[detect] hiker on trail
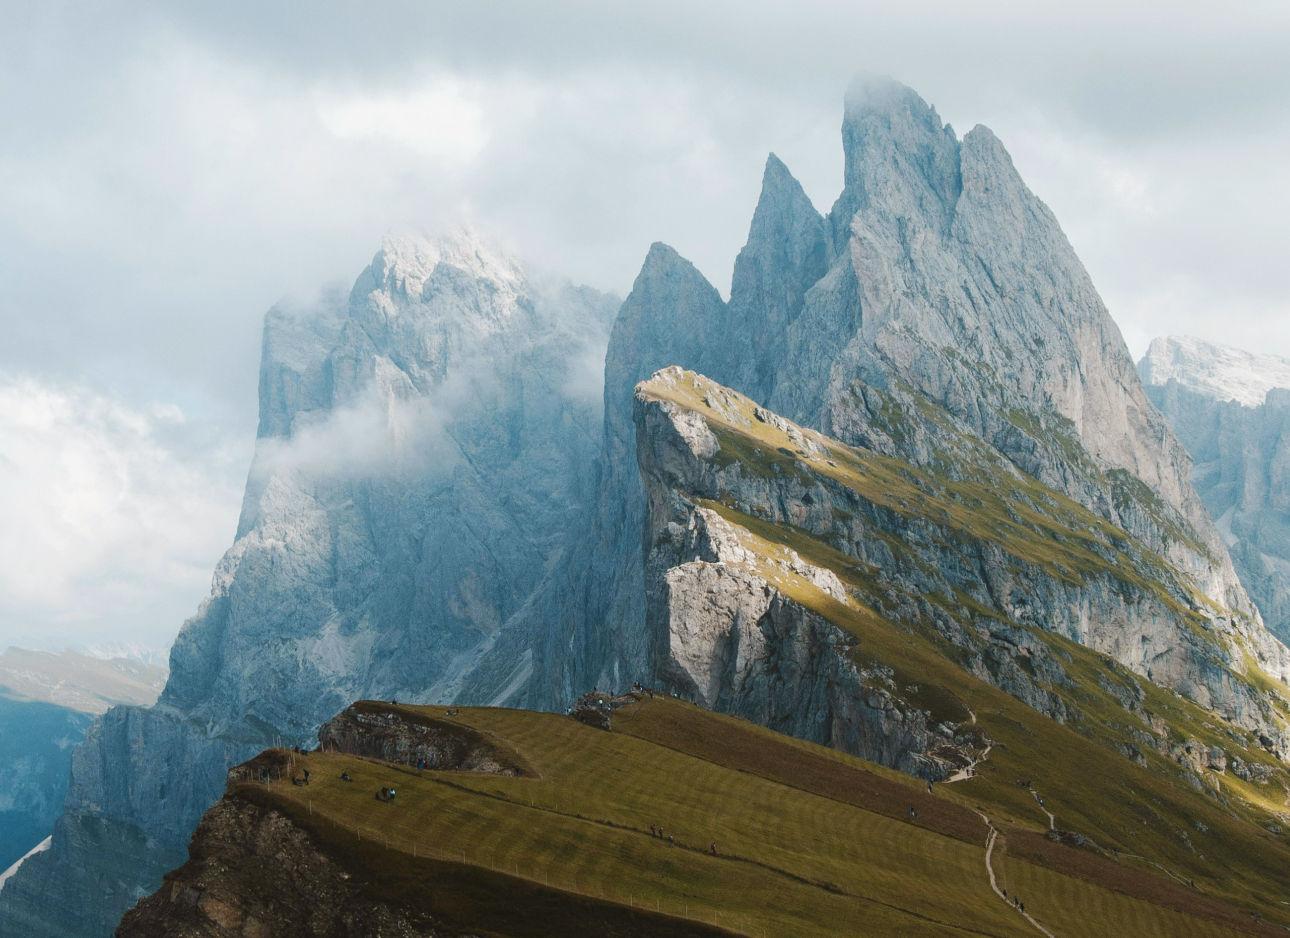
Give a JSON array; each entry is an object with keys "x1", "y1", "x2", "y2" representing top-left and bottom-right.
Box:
[
  {"x1": 927, "y1": 781, "x2": 933, "y2": 794},
  {"x1": 1002, "y1": 890, "x2": 1007, "y2": 898},
  {"x1": 669, "y1": 834, "x2": 674, "y2": 846},
  {"x1": 711, "y1": 843, "x2": 718, "y2": 857},
  {"x1": 341, "y1": 771, "x2": 352, "y2": 782},
  {"x1": 303, "y1": 769, "x2": 310, "y2": 784},
  {"x1": 1020, "y1": 902, "x2": 1025, "y2": 913},
  {"x1": 390, "y1": 789, "x2": 396, "y2": 800},
  {"x1": 650, "y1": 825, "x2": 656, "y2": 836}
]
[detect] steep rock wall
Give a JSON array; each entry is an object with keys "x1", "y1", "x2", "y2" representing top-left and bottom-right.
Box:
[
  {"x1": 1142, "y1": 338, "x2": 1290, "y2": 647},
  {"x1": 635, "y1": 370, "x2": 1290, "y2": 771}
]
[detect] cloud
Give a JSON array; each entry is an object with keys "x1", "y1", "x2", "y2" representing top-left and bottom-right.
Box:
[
  {"x1": 2, "y1": 0, "x2": 1290, "y2": 648},
  {"x1": 0, "y1": 375, "x2": 245, "y2": 651},
  {"x1": 316, "y1": 78, "x2": 489, "y2": 163},
  {"x1": 252, "y1": 383, "x2": 460, "y2": 482}
]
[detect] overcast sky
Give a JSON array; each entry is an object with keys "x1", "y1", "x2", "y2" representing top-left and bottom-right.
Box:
[{"x1": 2, "y1": 0, "x2": 1288, "y2": 654}]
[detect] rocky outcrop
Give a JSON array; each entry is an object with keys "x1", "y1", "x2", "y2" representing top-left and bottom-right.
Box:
[
  {"x1": 315, "y1": 702, "x2": 532, "y2": 775},
  {"x1": 634, "y1": 369, "x2": 1290, "y2": 775},
  {"x1": 113, "y1": 797, "x2": 455, "y2": 938},
  {"x1": 1141, "y1": 337, "x2": 1290, "y2": 648}
]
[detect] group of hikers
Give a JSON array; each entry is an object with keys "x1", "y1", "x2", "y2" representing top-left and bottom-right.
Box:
[
  {"x1": 649, "y1": 824, "x2": 675, "y2": 846},
  {"x1": 647, "y1": 823, "x2": 719, "y2": 858},
  {"x1": 375, "y1": 786, "x2": 398, "y2": 803},
  {"x1": 1001, "y1": 889, "x2": 1025, "y2": 913},
  {"x1": 907, "y1": 806, "x2": 921, "y2": 820}
]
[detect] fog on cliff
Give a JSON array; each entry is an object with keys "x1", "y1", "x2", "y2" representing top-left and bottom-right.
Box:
[{"x1": 1, "y1": 0, "x2": 1288, "y2": 650}]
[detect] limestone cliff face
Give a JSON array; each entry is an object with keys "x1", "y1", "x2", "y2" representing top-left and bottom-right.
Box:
[
  {"x1": 1141, "y1": 336, "x2": 1290, "y2": 648},
  {"x1": 469, "y1": 81, "x2": 1273, "y2": 718},
  {"x1": 165, "y1": 229, "x2": 616, "y2": 731},
  {"x1": 0, "y1": 230, "x2": 617, "y2": 937},
  {"x1": 452, "y1": 244, "x2": 730, "y2": 707},
  {"x1": 634, "y1": 369, "x2": 1290, "y2": 776},
  {"x1": 768, "y1": 82, "x2": 1244, "y2": 622}
]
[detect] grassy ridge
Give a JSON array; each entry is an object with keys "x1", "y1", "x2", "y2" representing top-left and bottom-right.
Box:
[
  {"x1": 631, "y1": 372, "x2": 1290, "y2": 927},
  {"x1": 244, "y1": 699, "x2": 1278, "y2": 938},
  {"x1": 688, "y1": 498, "x2": 1290, "y2": 927}
]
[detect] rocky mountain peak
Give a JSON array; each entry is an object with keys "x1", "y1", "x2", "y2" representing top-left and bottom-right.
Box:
[
  {"x1": 369, "y1": 226, "x2": 523, "y2": 304},
  {"x1": 1139, "y1": 335, "x2": 1290, "y2": 408},
  {"x1": 834, "y1": 79, "x2": 962, "y2": 240},
  {"x1": 720, "y1": 154, "x2": 832, "y2": 404}
]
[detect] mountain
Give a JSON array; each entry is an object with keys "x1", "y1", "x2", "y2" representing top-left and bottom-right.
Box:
[
  {"x1": 0, "y1": 698, "x2": 94, "y2": 881},
  {"x1": 1140, "y1": 335, "x2": 1290, "y2": 648},
  {"x1": 457, "y1": 80, "x2": 1282, "y2": 717},
  {"x1": 0, "y1": 648, "x2": 167, "y2": 715},
  {"x1": 637, "y1": 369, "x2": 1289, "y2": 769},
  {"x1": 8, "y1": 81, "x2": 1290, "y2": 936},
  {"x1": 121, "y1": 686, "x2": 1290, "y2": 936},
  {"x1": 0, "y1": 229, "x2": 618, "y2": 937},
  {"x1": 1140, "y1": 335, "x2": 1290, "y2": 409},
  {"x1": 0, "y1": 650, "x2": 165, "y2": 891}
]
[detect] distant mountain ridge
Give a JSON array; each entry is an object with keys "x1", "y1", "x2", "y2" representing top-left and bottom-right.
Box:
[
  {"x1": 0, "y1": 647, "x2": 166, "y2": 715},
  {"x1": 1140, "y1": 335, "x2": 1290, "y2": 649},
  {"x1": 1140, "y1": 335, "x2": 1290, "y2": 409}
]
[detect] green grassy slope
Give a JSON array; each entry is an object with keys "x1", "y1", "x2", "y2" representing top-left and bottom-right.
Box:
[
  {"x1": 241, "y1": 699, "x2": 1282, "y2": 938},
  {"x1": 630, "y1": 372, "x2": 1290, "y2": 931}
]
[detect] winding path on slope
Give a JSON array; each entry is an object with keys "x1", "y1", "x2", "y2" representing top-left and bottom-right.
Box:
[
  {"x1": 1029, "y1": 788, "x2": 1056, "y2": 830},
  {"x1": 976, "y1": 811, "x2": 1058, "y2": 938}
]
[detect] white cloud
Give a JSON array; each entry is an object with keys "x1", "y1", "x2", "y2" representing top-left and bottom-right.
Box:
[
  {"x1": 253, "y1": 384, "x2": 458, "y2": 482},
  {"x1": 316, "y1": 79, "x2": 489, "y2": 163},
  {"x1": 0, "y1": 375, "x2": 244, "y2": 651}
]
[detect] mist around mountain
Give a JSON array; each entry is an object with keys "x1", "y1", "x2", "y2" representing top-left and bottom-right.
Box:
[
  {"x1": 1140, "y1": 335, "x2": 1290, "y2": 649},
  {"x1": 5, "y1": 81, "x2": 1290, "y2": 935}
]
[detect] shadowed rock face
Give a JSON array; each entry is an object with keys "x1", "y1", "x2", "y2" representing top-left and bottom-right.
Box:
[{"x1": 1141, "y1": 336, "x2": 1290, "y2": 648}]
